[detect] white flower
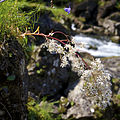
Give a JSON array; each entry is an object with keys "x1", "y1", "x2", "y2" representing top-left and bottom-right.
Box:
[
  {"x1": 60, "y1": 55, "x2": 68, "y2": 68},
  {"x1": 90, "y1": 108, "x2": 95, "y2": 113}
]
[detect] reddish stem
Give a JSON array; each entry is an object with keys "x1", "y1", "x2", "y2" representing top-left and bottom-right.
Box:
[
  {"x1": 75, "y1": 52, "x2": 91, "y2": 69},
  {"x1": 47, "y1": 35, "x2": 66, "y2": 45},
  {"x1": 21, "y1": 31, "x2": 91, "y2": 69},
  {"x1": 52, "y1": 31, "x2": 69, "y2": 41}
]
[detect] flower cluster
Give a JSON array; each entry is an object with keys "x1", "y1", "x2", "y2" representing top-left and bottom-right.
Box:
[
  {"x1": 42, "y1": 39, "x2": 85, "y2": 72},
  {"x1": 81, "y1": 58, "x2": 112, "y2": 108},
  {"x1": 42, "y1": 37, "x2": 112, "y2": 110}
]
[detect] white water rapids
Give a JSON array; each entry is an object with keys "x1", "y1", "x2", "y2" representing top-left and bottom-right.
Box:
[{"x1": 73, "y1": 34, "x2": 120, "y2": 57}]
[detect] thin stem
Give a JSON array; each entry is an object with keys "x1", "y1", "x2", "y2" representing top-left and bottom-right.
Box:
[
  {"x1": 47, "y1": 35, "x2": 66, "y2": 45},
  {"x1": 51, "y1": 0, "x2": 53, "y2": 8},
  {"x1": 0, "y1": 102, "x2": 12, "y2": 120},
  {"x1": 52, "y1": 31, "x2": 70, "y2": 42},
  {"x1": 75, "y1": 52, "x2": 91, "y2": 69},
  {"x1": 20, "y1": 29, "x2": 91, "y2": 69}
]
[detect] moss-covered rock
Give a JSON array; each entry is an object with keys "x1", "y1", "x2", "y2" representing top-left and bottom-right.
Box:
[{"x1": 110, "y1": 36, "x2": 120, "y2": 44}]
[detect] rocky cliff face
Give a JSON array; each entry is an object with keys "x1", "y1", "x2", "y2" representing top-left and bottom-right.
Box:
[{"x1": 0, "y1": 39, "x2": 28, "y2": 120}]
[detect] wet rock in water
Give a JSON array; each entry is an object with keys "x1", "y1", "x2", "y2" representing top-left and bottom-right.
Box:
[
  {"x1": 0, "y1": 39, "x2": 28, "y2": 120},
  {"x1": 81, "y1": 27, "x2": 95, "y2": 34},
  {"x1": 88, "y1": 45, "x2": 98, "y2": 50},
  {"x1": 110, "y1": 36, "x2": 120, "y2": 44}
]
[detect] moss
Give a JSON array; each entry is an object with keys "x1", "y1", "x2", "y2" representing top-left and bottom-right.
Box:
[
  {"x1": 113, "y1": 94, "x2": 120, "y2": 107},
  {"x1": 112, "y1": 78, "x2": 119, "y2": 84},
  {"x1": 98, "y1": 1, "x2": 106, "y2": 7},
  {"x1": 94, "y1": 110, "x2": 103, "y2": 118},
  {"x1": 36, "y1": 68, "x2": 45, "y2": 75},
  {"x1": 116, "y1": 94, "x2": 120, "y2": 100},
  {"x1": 36, "y1": 4, "x2": 74, "y2": 23},
  {"x1": 116, "y1": 2, "x2": 120, "y2": 10},
  {"x1": 100, "y1": 56, "x2": 119, "y2": 61},
  {"x1": 78, "y1": 16, "x2": 86, "y2": 23},
  {"x1": 110, "y1": 36, "x2": 120, "y2": 44},
  {"x1": 27, "y1": 97, "x2": 62, "y2": 120}
]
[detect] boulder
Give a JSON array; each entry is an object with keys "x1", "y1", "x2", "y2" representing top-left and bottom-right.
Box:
[
  {"x1": 98, "y1": 18, "x2": 120, "y2": 36},
  {"x1": 73, "y1": 0, "x2": 98, "y2": 24},
  {"x1": 76, "y1": 24, "x2": 104, "y2": 35},
  {"x1": 97, "y1": 0, "x2": 117, "y2": 20},
  {"x1": 101, "y1": 56, "x2": 120, "y2": 95},
  {"x1": 62, "y1": 79, "x2": 94, "y2": 119},
  {"x1": 0, "y1": 39, "x2": 28, "y2": 120},
  {"x1": 27, "y1": 45, "x2": 70, "y2": 98},
  {"x1": 101, "y1": 12, "x2": 120, "y2": 36},
  {"x1": 101, "y1": 56, "x2": 120, "y2": 79},
  {"x1": 101, "y1": 56, "x2": 120, "y2": 119},
  {"x1": 108, "y1": 12, "x2": 120, "y2": 22},
  {"x1": 110, "y1": 35, "x2": 120, "y2": 44}
]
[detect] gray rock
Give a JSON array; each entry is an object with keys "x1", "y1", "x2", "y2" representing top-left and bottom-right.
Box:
[
  {"x1": 73, "y1": 0, "x2": 98, "y2": 23},
  {"x1": 28, "y1": 45, "x2": 69, "y2": 97},
  {"x1": 98, "y1": 18, "x2": 120, "y2": 36},
  {"x1": 97, "y1": 0, "x2": 116, "y2": 20},
  {"x1": 110, "y1": 36, "x2": 120, "y2": 43},
  {"x1": 62, "y1": 79, "x2": 93, "y2": 119},
  {"x1": 101, "y1": 57, "x2": 120, "y2": 78},
  {"x1": 108, "y1": 12, "x2": 120, "y2": 22}
]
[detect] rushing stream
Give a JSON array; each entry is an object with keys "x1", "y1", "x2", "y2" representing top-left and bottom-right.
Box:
[{"x1": 73, "y1": 34, "x2": 120, "y2": 57}]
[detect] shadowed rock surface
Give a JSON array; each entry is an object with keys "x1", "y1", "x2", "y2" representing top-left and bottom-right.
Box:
[{"x1": 0, "y1": 39, "x2": 28, "y2": 120}]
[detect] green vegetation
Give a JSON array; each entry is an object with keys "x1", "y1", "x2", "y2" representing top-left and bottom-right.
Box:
[
  {"x1": 0, "y1": 0, "x2": 28, "y2": 39},
  {"x1": 27, "y1": 97, "x2": 61, "y2": 120},
  {"x1": 116, "y1": 1, "x2": 120, "y2": 10},
  {"x1": 78, "y1": 16, "x2": 86, "y2": 22},
  {"x1": 98, "y1": 0, "x2": 106, "y2": 7}
]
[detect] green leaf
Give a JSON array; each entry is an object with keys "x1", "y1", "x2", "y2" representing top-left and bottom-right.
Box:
[
  {"x1": 70, "y1": 101, "x2": 74, "y2": 106},
  {"x1": 9, "y1": 53, "x2": 12, "y2": 57},
  {"x1": 36, "y1": 70, "x2": 40, "y2": 74},
  {"x1": 36, "y1": 62, "x2": 40, "y2": 67},
  {"x1": 24, "y1": 36, "x2": 28, "y2": 45},
  {"x1": 7, "y1": 75, "x2": 16, "y2": 81}
]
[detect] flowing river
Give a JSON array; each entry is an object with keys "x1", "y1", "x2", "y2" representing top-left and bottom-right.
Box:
[{"x1": 73, "y1": 34, "x2": 120, "y2": 57}]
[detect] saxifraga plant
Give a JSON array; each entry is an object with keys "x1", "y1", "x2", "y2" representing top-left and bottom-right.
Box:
[{"x1": 21, "y1": 25, "x2": 112, "y2": 112}]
